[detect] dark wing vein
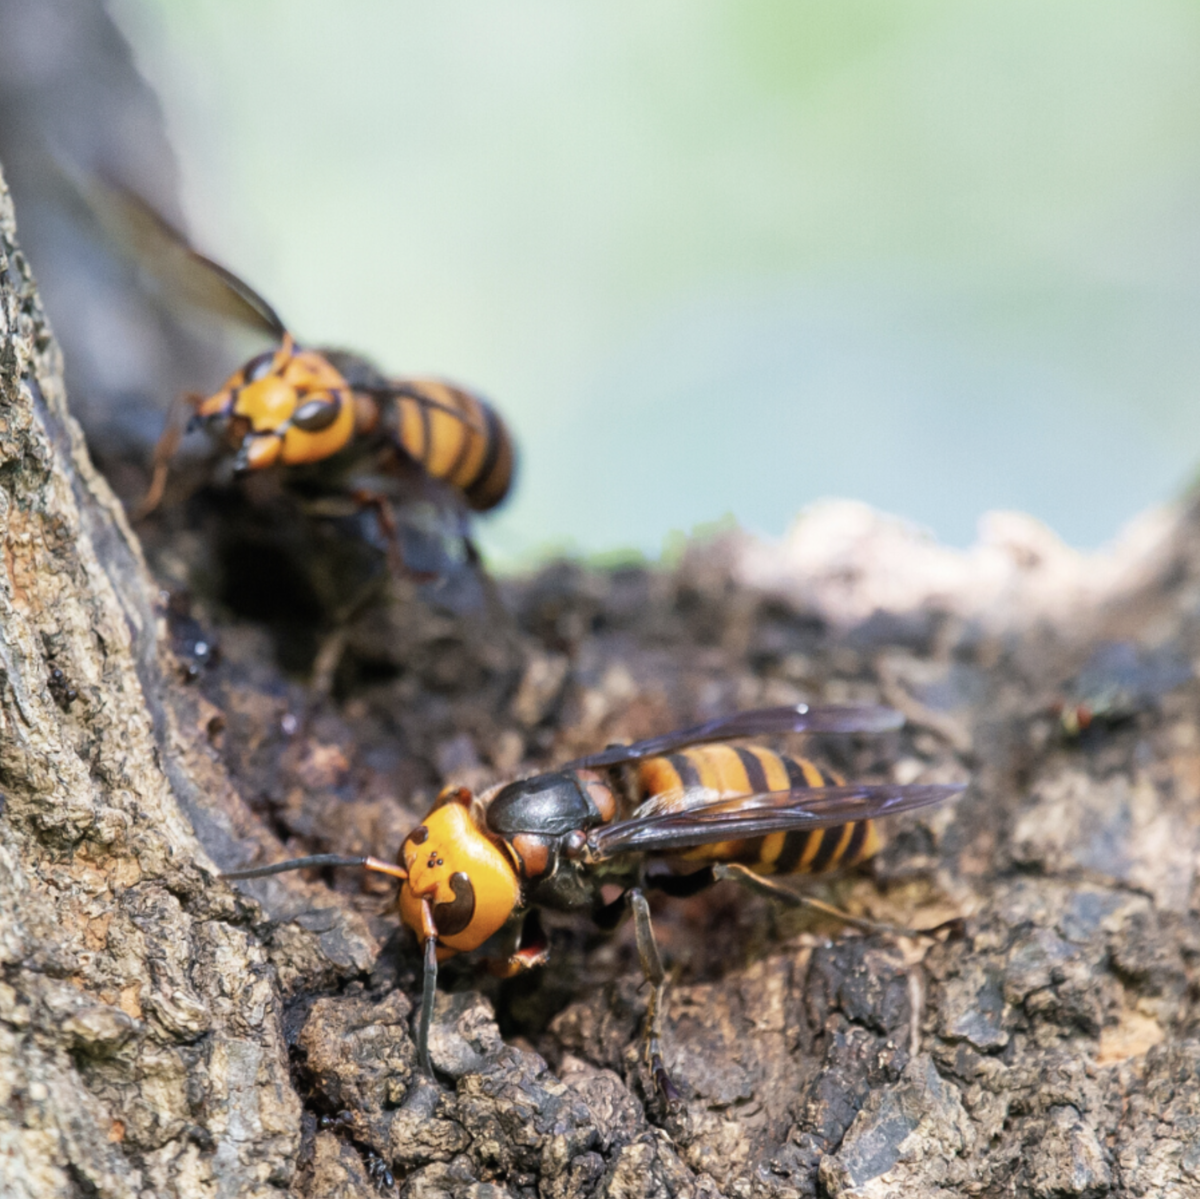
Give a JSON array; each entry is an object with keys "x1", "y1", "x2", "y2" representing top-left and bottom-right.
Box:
[
  {"x1": 82, "y1": 174, "x2": 286, "y2": 338},
  {"x1": 586, "y1": 782, "x2": 963, "y2": 859},
  {"x1": 560, "y1": 704, "x2": 905, "y2": 771}
]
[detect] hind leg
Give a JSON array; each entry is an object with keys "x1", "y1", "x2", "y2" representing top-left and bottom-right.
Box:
[{"x1": 713, "y1": 862, "x2": 961, "y2": 938}]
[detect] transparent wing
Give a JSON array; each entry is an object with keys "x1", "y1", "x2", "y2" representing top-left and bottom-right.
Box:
[
  {"x1": 560, "y1": 704, "x2": 905, "y2": 771},
  {"x1": 82, "y1": 174, "x2": 286, "y2": 338},
  {"x1": 586, "y1": 782, "x2": 963, "y2": 859}
]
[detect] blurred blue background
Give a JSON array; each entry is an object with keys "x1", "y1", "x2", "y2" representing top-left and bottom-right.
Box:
[{"x1": 105, "y1": 0, "x2": 1200, "y2": 565}]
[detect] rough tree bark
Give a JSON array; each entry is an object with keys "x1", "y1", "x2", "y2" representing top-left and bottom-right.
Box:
[
  {"x1": 0, "y1": 160, "x2": 373, "y2": 1197},
  {"x1": 2, "y1": 162, "x2": 1199, "y2": 1199}
]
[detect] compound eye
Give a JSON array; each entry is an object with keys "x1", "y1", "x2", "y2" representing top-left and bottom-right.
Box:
[
  {"x1": 243, "y1": 350, "x2": 276, "y2": 383},
  {"x1": 291, "y1": 395, "x2": 341, "y2": 432},
  {"x1": 432, "y1": 872, "x2": 476, "y2": 937}
]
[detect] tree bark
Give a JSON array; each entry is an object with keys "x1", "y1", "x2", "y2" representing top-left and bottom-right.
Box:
[
  {"x1": 0, "y1": 161, "x2": 372, "y2": 1198},
  {"x1": 2, "y1": 161, "x2": 1199, "y2": 1199}
]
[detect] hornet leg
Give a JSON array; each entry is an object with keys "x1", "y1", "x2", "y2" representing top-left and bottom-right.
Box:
[
  {"x1": 486, "y1": 910, "x2": 550, "y2": 978},
  {"x1": 416, "y1": 901, "x2": 438, "y2": 1077},
  {"x1": 628, "y1": 888, "x2": 679, "y2": 1104},
  {"x1": 713, "y1": 862, "x2": 961, "y2": 939},
  {"x1": 350, "y1": 488, "x2": 436, "y2": 583},
  {"x1": 304, "y1": 572, "x2": 387, "y2": 718},
  {"x1": 306, "y1": 626, "x2": 348, "y2": 716},
  {"x1": 135, "y1": 390, "x2": 204, "y2": 518},
  {"x1": 596, "y1": 868, "x2": 713, "y2": 931}
]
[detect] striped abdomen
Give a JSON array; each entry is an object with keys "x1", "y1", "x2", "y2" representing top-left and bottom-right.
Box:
[
  {"x1": 392, "y1": 380, "x2": 515, "y2": 511},
  {"x1": 635, "y1": 743, "x2": 880, "y2": 875}
]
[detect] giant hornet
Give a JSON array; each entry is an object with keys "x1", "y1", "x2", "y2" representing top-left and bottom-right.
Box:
[
  {"x1": 85, "y1": 178, "x2": 514, "y2": 596},
  {"x1": 224, "y1": 703, "x2": 964, "y2": 1098}
]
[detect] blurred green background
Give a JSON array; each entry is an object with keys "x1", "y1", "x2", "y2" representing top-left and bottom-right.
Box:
[{"x1": 107, "y1": 0, "x2": 1200, "y2": 564}]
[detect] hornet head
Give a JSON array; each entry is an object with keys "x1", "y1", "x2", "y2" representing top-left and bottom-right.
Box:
[
  {"x1": 194, "y1": 334, "x2": 357, "y2": 470},
  {"x1": 396, "y1": 787, "x2": 523, "y2": 962}
]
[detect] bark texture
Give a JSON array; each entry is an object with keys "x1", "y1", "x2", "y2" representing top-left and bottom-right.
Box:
[
  {"x1": 0, "y1": 163, "x2": 373, "y2": 1198},
  {"x1": 2, "y1": 164, "x2": 1200, "y2": 1199}
]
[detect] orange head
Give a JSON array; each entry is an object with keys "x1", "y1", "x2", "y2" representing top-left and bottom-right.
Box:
[
  {"x1": 397, "y1": 788, "x2": 522, "y2": 962},
  {"x1": 194, "y1": 334, "x2": 356, "y2": 470}
]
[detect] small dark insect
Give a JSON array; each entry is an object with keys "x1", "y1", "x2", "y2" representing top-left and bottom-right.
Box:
[
  {"x1": 364, "y1": 1152, "x2": 395, "y2": 1192},
  {"x1": 225, "y1": 703, "x2": 964, "y2": 1100},
  {"x1": 317, "y1": 1110, "x2": 354, "y2": 1133},
  {"x1": 1056, "y1": 641, "x2": 1192, "y2": 737},
  {"x1": 47, "y1": 666, "x2": 78, "y2": 711},
  {"x1": 315, "y1": 1111, "x2": 393, "y2": 1190}
]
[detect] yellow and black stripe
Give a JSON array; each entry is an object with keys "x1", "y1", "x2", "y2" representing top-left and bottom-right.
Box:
[
  {"x1": 635, "y1": 744, "x2": 880, "y2": 875},
  {"x1": 392, "y1": 380, "x2": 514, "y2": 511}
]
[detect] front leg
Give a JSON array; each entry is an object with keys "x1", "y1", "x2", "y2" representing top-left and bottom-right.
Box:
[
  {"x1": 136, "y1": 390, "x2": 205, "y2": 518},
  {"x1": 416, "y1": 902, "x2": 438, "y2": 1077},
  {"x1": 485, "y1": 910, "x2": 550, "y2": 978}
]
